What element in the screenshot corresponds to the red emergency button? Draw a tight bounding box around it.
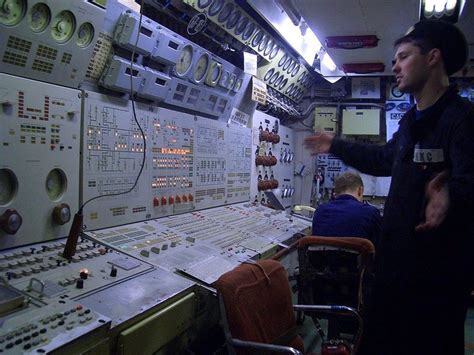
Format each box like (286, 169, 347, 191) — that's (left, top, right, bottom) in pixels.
(153, 197, 160, 207)
(161, 197, 167, 205)
(168, 196, 174, 205)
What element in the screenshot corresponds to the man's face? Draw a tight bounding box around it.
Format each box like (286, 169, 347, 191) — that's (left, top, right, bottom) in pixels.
(392, 42, 431, 94)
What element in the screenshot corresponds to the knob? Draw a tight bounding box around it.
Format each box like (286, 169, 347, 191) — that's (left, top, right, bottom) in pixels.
(0, 209, 22, 234)
(79, 271, 88, 280)
(153, 197, 160, 207)
(52, 204, 71, 225)
(161, 197, 167, 205)
(110, 266, 117, 277)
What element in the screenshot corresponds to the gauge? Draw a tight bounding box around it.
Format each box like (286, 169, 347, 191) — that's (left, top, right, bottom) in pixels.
(291, 64, 300, 77)
(28, 2, 50, 32)
(264, 68, 274, 82)
(234, 16, 248, 36)
(279, 78, 288, 90)
(285, 83, 294, 95)
(269, 45, 279, 60)
(193, 52, 210, 83)
(197, 0, 213, 9)
(274, 75, 283, 88)
(225, 9, 240, 29)
(217, 2, 233, 23)
(0, 0, 26, 26)
(242, 22, 255, 41)
(297, 71, 306, 82)
(251, 30, 264, 48)
(205, 60, 222, 86)
(283, 57, 292, 71)
(46, 168, 67, 201)
(208, 0, 224, 16)
(51, 10, 76, 44)
(0, 169, 18, 205)
(269, 71, 279, 85)
(263, 39, 273, 56)
(287, 60, 296, 74)
(258, 35, 268, 52)
(76, 22, 94, 48)
(175, 44, 194, 77)
(219, 70, 230, 88)
(233, 78, 243, 92)
(278, 53, 288, 67)
(228, 73, 236, 89)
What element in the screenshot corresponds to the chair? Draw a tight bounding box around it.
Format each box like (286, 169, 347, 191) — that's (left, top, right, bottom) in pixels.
(296, 236, 375, 341)
(214, 259, 362, 354)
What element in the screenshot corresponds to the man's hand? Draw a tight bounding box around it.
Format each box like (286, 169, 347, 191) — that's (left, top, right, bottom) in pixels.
(303, 132, 335, 155)
(415, 170, 450, 232)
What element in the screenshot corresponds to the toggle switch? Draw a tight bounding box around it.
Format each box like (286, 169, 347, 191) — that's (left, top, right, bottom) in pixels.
(110, 266, 117, 277)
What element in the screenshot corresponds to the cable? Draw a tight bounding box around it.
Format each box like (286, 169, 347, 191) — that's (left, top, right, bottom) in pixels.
(63, 0, 146, 259)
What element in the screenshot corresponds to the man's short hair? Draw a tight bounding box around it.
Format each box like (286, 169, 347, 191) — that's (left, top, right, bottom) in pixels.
(394, 19, 468, 76)
(334, 172, 363, 196)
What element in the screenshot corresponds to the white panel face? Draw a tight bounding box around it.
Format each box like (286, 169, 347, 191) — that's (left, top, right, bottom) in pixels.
(0, 0, 105, 88)
(251, 111, 295, 209)
(0, 74, 81, 249)
(82, 91, 251, 231)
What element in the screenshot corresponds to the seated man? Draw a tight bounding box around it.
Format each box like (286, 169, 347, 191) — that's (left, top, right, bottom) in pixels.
(312, 171, 381, 245)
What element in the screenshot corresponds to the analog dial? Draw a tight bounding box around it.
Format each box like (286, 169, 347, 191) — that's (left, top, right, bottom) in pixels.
(175, 44, 193, 76)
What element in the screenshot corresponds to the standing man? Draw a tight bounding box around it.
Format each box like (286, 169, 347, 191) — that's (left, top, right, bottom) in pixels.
(312, 171, 381, 245)
(304, 20, 474, 355)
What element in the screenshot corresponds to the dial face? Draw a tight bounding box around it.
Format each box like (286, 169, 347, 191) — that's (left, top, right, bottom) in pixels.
(208, 0, 224, 16)
(233, 78, 243, 92)
(217, 2, 233, 23)
(76, 22, 94, 48)
(264, 68, 274, 82)
(51, 10, 76, 43)
(28, 2, 50, 32)
(193, 53, 209, 82)
(46, 168, 67, 201)
(206, 61, 222, 86)
(175, 44, 193, 76)
(0, 169, 18, 206)
(269, 45, 279, 60)
(0, 0, 26, 26)
(219, 71, 229, 87)
(228, 74, 236, 89)
(242, 22, 255, 41)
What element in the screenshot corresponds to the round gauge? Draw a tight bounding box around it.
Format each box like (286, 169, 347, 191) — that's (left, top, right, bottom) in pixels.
(264, 68, 274, 82)
(217, 2, 233, 23)
(279, 78, 288, 90)
(228, 73, 236, 89)
(175, 44, 194, 76)
(278, 53, 288, 67)
(242, 22, 255, 41)
(269, 45, 279, 60)
(0, 169, 18, 205)
(251, 30, 264, 48)
(76, 22, 94, 48)
(285, 83, 294, 95)
(274, 75, 283, 88)
(28, 2, 50, 32)
(297, 71, 306, 82)
(234, 16, 248, 36)
(197, 0, 213, 9)
(233, 78, 243, 92)
(208, 0, 224, 16)
(45, 168, 67, 201)
(258, 35, 268, 52)
(225, 10, 240, 29)
(291, 64, 300, 77)
(263, 39, 273, 56)
(0, 0, 26, 26)
(219, 70, 230, 88)
(193, 52, 210, 83)
(51, 10, 76, 44)
(283, 58, 292, 71)
(287, 60, 296, 74)
(269, 71, 279, 85)
(205, 60, 222, 86)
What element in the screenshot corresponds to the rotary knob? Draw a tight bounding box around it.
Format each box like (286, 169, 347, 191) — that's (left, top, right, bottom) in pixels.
(52, 203, 71, 225)
(0, 209, 22, 234)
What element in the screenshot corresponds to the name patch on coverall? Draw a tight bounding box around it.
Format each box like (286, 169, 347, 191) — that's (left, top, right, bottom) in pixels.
(413, 148, 444, 163)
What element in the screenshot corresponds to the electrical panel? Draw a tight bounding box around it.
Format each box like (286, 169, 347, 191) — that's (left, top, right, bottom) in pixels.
(342, 109, 380, 135)
(314, 106, 338, 133)
(0, 0, 106, 88)
(316, 154, 348, 190)
(0, 73, 80, 250)
(82, 91, 251, 231)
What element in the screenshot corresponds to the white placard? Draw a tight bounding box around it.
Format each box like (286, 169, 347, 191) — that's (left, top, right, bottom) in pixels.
(243, 52, 257, 76)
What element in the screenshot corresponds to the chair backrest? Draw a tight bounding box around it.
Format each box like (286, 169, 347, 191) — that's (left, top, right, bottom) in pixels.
(215, 259, 304, 354)
(297, 236, 375, 313)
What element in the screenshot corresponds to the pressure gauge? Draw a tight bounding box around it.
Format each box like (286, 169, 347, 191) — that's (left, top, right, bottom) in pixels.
(228, 73, 236, 90)
(45, 169, 67, 201)
(0, 0, 26, 26)
(279, 78, 288, 90)
(0, 169, 18, 205)
(264, 68, 274, 82)
(219, 70, 230, 88)
(28, 2, 50, 32)
(208, 0, 224, 16)
(193, 52, 210, 83)
(205, 60, 222, 86)
(51, 10, 76, 44)
(175, 44, 194, 77)
(242, 22, 256, 41)
(76, 22, 95, 48)
(233, 78, 243, 92)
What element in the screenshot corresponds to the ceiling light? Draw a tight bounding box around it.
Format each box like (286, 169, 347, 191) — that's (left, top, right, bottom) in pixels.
(421, 0, 465, 22)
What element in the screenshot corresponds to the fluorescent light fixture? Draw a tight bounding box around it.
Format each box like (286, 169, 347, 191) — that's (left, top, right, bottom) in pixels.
(421, 0, 465, 21)
(322, 52, 337, 72)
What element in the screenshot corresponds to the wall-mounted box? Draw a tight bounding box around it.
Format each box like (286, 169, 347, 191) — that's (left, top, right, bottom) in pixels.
(314, 107, 337, 133)
(342, 109, 380, 135)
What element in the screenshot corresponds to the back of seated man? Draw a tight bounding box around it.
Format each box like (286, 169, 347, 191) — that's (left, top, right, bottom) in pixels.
(312, 171, 381, 245)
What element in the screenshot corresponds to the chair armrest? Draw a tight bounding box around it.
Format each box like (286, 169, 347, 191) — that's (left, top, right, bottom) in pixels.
(229, 337, 303, 354)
